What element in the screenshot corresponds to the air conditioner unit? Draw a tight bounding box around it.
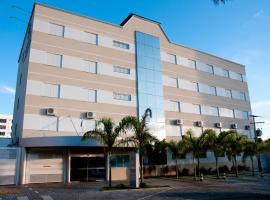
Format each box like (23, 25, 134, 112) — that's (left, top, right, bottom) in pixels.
(196, 121, 204, 127)
(86, 112, 95, 119)
(175, 119, 183, 125)
(245, 125, 251, 130)
(231, 123, 238, 129)
(46, 108, 56, 116)
(215, 122, 222, 128)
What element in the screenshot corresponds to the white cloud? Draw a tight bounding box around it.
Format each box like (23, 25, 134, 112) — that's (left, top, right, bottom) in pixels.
(253, 9, 264, 19)
(0, 85, 15, 95)
(251, 101, 270, 140)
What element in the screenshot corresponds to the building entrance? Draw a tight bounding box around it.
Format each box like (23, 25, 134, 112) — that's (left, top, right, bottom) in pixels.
(70, 155, 105, 182)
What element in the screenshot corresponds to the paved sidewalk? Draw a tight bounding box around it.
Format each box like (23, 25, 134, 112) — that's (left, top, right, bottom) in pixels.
(0, 176, 270, 199)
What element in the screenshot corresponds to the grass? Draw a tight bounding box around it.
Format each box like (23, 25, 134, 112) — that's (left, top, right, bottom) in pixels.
(102, 183, 169, 191)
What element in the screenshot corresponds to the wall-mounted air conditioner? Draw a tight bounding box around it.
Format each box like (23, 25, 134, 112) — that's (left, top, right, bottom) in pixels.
(215, 122, 222, 128)
(196, 121, 204, 127)
(175, 119, 183, 125)
(86, 112, 95, 119)
(46, 108, 56, 116)
(231, 123, 238, 129)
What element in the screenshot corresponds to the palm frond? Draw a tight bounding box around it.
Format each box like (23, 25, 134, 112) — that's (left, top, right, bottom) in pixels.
(81, 129, 105, 144)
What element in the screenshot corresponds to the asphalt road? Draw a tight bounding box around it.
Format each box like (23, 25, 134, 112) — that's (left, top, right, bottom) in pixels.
(1, 176, 270, 200)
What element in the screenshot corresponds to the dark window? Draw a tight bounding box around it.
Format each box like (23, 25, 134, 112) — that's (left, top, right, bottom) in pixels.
(17, 98, 20, 110)
(0, 125, 6, 129)
(0, 132, 5, 136)
(19, 73, 23, 85)
(0, 119, 7, 123)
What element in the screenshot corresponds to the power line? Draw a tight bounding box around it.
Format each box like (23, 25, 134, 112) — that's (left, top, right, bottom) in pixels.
(11, 5, 31, 14)
(9, 16, 27, 24)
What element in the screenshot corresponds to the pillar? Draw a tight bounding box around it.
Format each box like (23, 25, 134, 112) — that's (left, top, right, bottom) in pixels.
(129, 151, 139, 188)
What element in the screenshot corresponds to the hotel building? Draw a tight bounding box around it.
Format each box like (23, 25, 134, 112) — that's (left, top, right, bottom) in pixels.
(12, 3, 252, 184)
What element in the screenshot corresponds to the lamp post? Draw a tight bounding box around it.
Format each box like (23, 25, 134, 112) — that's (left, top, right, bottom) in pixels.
(249, 115, 264, 174)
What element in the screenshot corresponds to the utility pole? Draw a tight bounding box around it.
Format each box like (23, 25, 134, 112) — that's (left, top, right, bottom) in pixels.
(249, 115, 264, 174)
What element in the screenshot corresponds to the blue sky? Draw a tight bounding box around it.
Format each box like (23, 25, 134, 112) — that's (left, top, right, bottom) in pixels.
(0, 0, 269, 138)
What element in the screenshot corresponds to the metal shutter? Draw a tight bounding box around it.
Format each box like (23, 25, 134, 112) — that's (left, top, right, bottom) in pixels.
(28, 151, 63, 183)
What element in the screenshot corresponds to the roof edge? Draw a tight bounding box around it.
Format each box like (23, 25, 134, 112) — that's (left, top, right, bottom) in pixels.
(22, 2, 244, 67)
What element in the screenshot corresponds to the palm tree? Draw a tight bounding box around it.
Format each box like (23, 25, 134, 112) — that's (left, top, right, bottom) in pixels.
(221, 130, 247, 177)
(119, 113, 157, 185)
(243, 140, 256, 176)
(145, 139, 167, 165)
(167, 140, 185, 179)
(203, 129, 227, 178)
(81, 118, 124, 188)
(182, 129, 209, 177)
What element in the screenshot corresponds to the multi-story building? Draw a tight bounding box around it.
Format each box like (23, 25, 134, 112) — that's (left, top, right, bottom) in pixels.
(12, 3, 252, 184)
(0, 114, 13, 138)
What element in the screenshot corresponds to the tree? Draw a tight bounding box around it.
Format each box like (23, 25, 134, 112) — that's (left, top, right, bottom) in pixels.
(119, 114, 157, 185)
(182, 129, 209, 177)
(167, 140, 185, 179)
(81, 118, 124, 188)
(145, 139, 167, 165)
(242, 140, 256, 176)
(203, 129, 226, 178)
(221, 130, 247, 177)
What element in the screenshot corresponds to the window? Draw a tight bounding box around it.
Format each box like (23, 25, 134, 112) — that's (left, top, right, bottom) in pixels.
(198, 83, 216, 95)
(0, 125, 6, 129)
(219, 108, 234, 118)
(19, 73, 23, 85)
(47, 53, 62, 67)
(17, 98, 19, 110)
(213, 67, 229, 77)
(113, 40, 130, 49)
(242, 75, 247, 82)
(168, 54, 177, 64)
(85, 61, 97, 74)
(84, 32, 98, 45)
(168, 101, 180, 112)
(187, 59, 196, 69)
(201, 105, 219, 116)
(88, 90, 97, 102)
(234, 110, 249, 119)
(44, 83, 60, 98)
(110, 155, 129, 167)
(49, 23, 64, 37)
(179, 79, 198, 92)
(232, 90, 246, 101)
(164, 77, 178, 88)
(180, 102, 201, 114)
(0, 119, 7, 123)
(0, 132, 5, 136)
(196, 62, 213, 74)
(216, 87, 232, 98)
(113, 92, 131, 101)
(113, 66, 130, 75)
(229, 71, 242, 81)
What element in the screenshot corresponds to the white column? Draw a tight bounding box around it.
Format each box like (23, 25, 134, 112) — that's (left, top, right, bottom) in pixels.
(129, 151, 139, 188)
(18, 147, 27, 185)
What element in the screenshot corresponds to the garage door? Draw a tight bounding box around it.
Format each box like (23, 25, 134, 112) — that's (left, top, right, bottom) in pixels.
(28, 151, 63, 183)
(0, 148, 19, 185)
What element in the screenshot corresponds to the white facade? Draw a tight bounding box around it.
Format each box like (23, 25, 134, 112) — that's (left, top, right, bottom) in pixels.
(0, 114, 13, 138)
